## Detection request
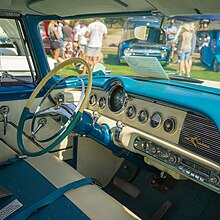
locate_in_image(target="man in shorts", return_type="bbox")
[178,23,192,77]
[82,18,107,75]
[165,20,177,63]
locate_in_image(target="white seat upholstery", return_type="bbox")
[0,144,140,220]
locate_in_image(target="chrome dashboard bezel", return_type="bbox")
[126,105,137,119]
[137,108,149,124]
[108,81,128,114]
[163,117,176,133]
[98,96,106,109]
[150,112,162,128]
[89,94,97,106]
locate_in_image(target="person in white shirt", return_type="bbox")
[82,18,107,75]
[78,22,88,58]
[73,20,81,43]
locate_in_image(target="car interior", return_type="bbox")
[0,0,220,220]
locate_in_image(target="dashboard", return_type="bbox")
[86,78,220,194]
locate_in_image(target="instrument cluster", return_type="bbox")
[124,104,176,133]
[88,81,178,134]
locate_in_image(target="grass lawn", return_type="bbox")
[103,50,220,82]
[55,49,220,82]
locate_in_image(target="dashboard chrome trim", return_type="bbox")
[129,130,220,171]
[107,81,128,114]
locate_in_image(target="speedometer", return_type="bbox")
[108,84,127,112]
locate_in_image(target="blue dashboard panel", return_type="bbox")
[87,75,220,132]
[0,84,41,101]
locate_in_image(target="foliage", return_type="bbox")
[104,18,126,28]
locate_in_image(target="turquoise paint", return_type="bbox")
[89,75,220,132]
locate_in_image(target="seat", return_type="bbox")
[0,144,140,220]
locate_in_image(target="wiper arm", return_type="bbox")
[0,71,33,86]
[168,74,204,84]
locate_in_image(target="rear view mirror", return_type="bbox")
[134,26,166,44]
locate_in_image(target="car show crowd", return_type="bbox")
[44,19,107,74]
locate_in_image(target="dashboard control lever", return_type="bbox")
[0,106,10,135]
[31,118,47,139]
[116,121,124,128]
[115,121,124,142]
[92,111,100,124]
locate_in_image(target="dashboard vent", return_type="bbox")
[179,113,220,164]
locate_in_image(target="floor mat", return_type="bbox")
[104,161,220,220]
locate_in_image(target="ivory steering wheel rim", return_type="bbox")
[17,58,92,157]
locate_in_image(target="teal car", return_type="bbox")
[0,1,220,220]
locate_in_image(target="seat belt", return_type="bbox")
[0,155,27,168]
[12,178,94,220]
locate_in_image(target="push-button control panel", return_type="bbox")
[133,136,220,190]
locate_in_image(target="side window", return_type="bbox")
[0,18,35,85]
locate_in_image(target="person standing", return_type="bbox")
[57,21,64,58]
[48,20,60,61]
[73,20,81,43]
[178,23,192,77]
[165,20,177,63]
[189,23,197,74]
[82,18,107,75]
[62,20,73,59]
[78,22,88,58]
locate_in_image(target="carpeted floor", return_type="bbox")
[104,161,220,220]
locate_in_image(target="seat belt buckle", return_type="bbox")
[91,178,103,188]
[15,154,27,159]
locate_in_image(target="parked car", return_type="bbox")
[200,29,220,72]
[1,1,220,220]
[118,17,170,65]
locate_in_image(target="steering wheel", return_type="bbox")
[17,58,92,157]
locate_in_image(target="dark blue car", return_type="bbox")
[200,30,220,72]
[118,17,170,65]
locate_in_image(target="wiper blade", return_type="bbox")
[168,74,204,84]
[0,71,33,86]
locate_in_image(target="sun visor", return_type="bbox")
[27,0,156,16]
[148,0,220,15]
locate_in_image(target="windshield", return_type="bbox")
[39,15,220,90]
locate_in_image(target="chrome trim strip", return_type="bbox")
[136,130,220,171]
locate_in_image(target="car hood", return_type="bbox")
[2,0,220,16]
[130,41,167,50]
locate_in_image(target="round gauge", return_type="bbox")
[138,109,149,123]
[126,105,136,119]
[163,118,176,133]
[150,112,162,128]
[109,84,127,112]
[89,94,97,106]
[98,97,106,109]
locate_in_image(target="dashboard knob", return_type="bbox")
[151,146,157,154]
[160,151,169,159]
[168,156,178,164]
[141,142,149,151]
[210,177,219,185]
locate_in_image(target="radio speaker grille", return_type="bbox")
[179,113,220,164]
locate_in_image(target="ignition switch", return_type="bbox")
[114,121,124,142]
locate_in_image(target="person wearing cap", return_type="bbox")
[178,23,192,77]
[165,20,177,63]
